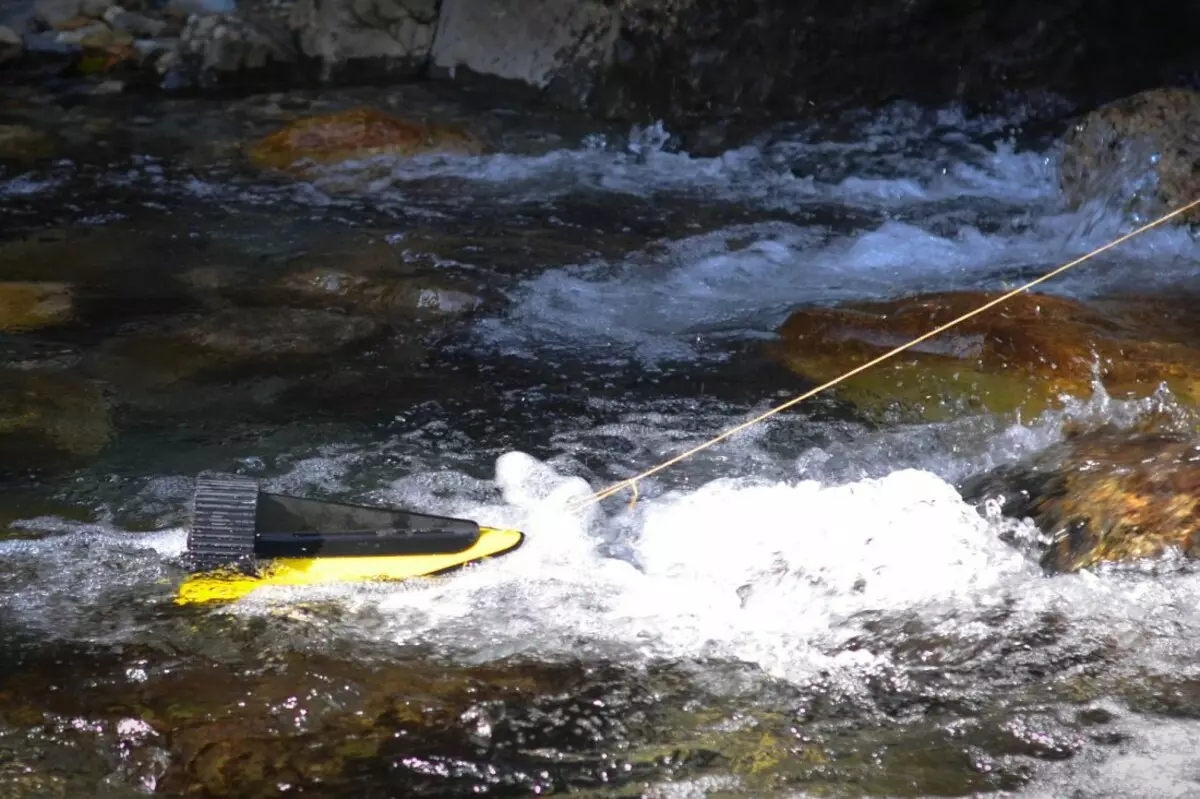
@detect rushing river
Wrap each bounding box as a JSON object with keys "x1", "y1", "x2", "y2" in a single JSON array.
[{"x1": 3, "y1": 83, "x2": 1200, "y2": 797}]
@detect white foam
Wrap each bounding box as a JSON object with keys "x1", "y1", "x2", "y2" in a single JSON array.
[
  {"x1": 468, "y1": 202, "x2": 1200, "y2": 365},
  {"x1": 217, "y1": 451, "x2": 1039, "y2": 687}
]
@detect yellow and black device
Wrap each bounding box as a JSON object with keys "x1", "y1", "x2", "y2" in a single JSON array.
[{"x1": 175, "y1": 475, "x2": 525, "y2": 605}]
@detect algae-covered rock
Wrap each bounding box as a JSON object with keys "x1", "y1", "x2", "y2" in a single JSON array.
[
  {"x1": 245, "y1": 107, "x2": 486, "y2": 175},
  {"x1": 0, "y1": 124, "x2": 57, "y2": 161},
  {"x1": 269, "y1": 268, "x2": 482, "y2": 321},
  {"x1": 0, "y1": 281, "x2": 73, "y2": 331},
  {"x1": 87, "y1": 307, "x2": 385, "y2": 389},
  {"x1": 0, "y1": 369, "x2": 112, "y2": 473},
  {"x1": 770, "y1": 290, "x2": 1200, "y2": 423},
  {"x1": 960, "y1": 424, "x2": 1200, "y2": 573},
  {"x1": 1059, "y1": 87, "x2": 1200, "y2": 224}
]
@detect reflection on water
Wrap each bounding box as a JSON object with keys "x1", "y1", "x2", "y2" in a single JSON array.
[{"x1": 3, "y1": 81, "x2": 1200, "y2": 796}]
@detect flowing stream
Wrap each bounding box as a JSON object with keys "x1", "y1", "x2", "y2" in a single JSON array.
[{"x1": 3, "y1": 83, "x2": 1200, "y2": 797}]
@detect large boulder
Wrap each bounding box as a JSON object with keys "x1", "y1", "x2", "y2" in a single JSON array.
[
  {"x1": 430, "y1": 0, "x2": 620, "y2": 108},
  {"x1": 244, "y1": 107, "x2": 485, "y2": 175},
  {"x1": 1058, "y1": 87, "x2": 1200, "y2": 223},
  {"x1": 770, "y1": 290, "x2": 1200, "y2": 423},
  {"x1": 592, "y1": 0, "x2": 1200, "y2": 126},
  {"x1": 289, "y1": 0, "x2": 437, "y2": 78},
  {"x1": 960, "y1": 424, "x2": 1200, "y2": 574}
]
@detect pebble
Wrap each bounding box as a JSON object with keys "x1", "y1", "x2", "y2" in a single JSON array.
[{"x1": 92, "y1": 79, "x2": 124, "y2": 94}]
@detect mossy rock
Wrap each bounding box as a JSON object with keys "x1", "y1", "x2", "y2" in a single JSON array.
[
  {"x1": 86, "y1": 307, "x2": 386, "y2": 390},
  {"x1": 0, "y1": 281, "x2": 73, "y2": 331},
  {"x1": 0, "y1": 370, "x2": 112, "y2": 473},
  {"x1": 961, "y1": 424, "x2": 1200, "y2": 573},
  {"x1": 0, "y1": 124, "x2": 57, "y2": 161},
  {"x1": 770, "y1": 290, "x2": 1200, "y2": 423},
  {"x1": 267, "y1": 268, "x2": 482, "y2": 321},
  {"x1": 1059, "y1": 87, "x2": 1200, "y2": 224},
  {"x1": 245, "y1": 108, "x2": 486, "y2": 176}
]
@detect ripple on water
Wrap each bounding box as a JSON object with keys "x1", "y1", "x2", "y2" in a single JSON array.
[{"x1": 5, "y1": 94, "x2": 1200, "y2": 795}]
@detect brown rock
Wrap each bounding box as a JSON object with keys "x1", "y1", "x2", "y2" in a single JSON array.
[
  {"x1": 1059, "y1": 87, "x2": 1200, "y2": 223},
  {"x1": 0, "y1": 125, "x2": 56, "y2": 161},
  {"x1": 244, "y1": 107, "x2": 486, "y2": 175},
  {"x1": 961, "y1": 424, "x2": 1200, "y2": 573},
  {"x1": 87, "y1": 307, "x2": 385, "y2": 389},
  {"x1": 53, "y1": 14, "x2": 100, "y2": 30},
  {"x1": 770, "y1": 290, "x2": 1200, "y2": 422},
  {"x1": 0, "y1": 370, "x2": 112, "y2": 472},
  {"x1": 0, "y1": 26, "x2": 21, "y2": 64},
  {"x1": 0, "y1": 282, "x2": 73, "y2": 331},
  {"x1": 271, "y1": 268, "x2": 482, "y2": 321}
]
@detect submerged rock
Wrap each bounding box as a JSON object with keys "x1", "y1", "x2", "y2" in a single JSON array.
[
  {"x1": 1059, "y1": 87, "x2": 1200, "y2": 224},
  {"x1": 770, "y1": 290, "x2": 1200, "y2": 423},
  {"x1": 0, "y1": 369, "x2": 112, "y2": 473},
  {"x1": 960, "y1": 424, "x2": 1200, "y2": 573},
  {"x1": 0, "y1": 644, "x2": 682, "y2": 796},
  {"x1": 267, "y1": 268, "x2": 482, "y2": 321},
  {"x1": 87, "y1": 307, "x2": 385, "y2": 389},
  {"x1": 0, "y1": 281, "x2": 73, "y2": 331},
  {"x1": 0, "y1": 124, "x2": 56, "y2": 160},
  {"x1": 0, "y1": 24, "x2": 22, "y2": 63},
  {"x1": 244, "y1": 107, "x2": 485, "y2": 174}
]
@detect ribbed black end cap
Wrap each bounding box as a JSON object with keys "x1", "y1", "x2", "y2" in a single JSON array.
[{"x1": 186, "y1": 475, "x2": 260, "y2": 573}]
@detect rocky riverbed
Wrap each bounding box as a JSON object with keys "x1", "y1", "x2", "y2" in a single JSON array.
[{"x1": 6, "y1": 11, "x2": 1200, "y2": 795}]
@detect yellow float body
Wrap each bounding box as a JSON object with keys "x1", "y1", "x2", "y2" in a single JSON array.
[{"x1": 175, "y1": 526, "x2": 525, "y2": 605}]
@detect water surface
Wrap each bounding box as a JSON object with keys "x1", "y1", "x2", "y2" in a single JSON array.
[{"x1": 3, "y1": 84, "x2": 1200, "y2": 797}]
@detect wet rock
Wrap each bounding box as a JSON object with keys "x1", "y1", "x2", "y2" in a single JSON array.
[
  {"x1": 91, "y1": 77, "x2": 124, "y2": 93},
  {"x1": 244, "y1": 107, "x2": 485, "y2": 175},
  {"x1": 55, "y1": 20, "x2": 108, "y2": 44},
  {"x1": 87, "y1": 307, "x2": 385, "y2": 389},
  {"x1": 587, "y1": 0, "x2": 1200, "y2": 126},
  {"x1": 0, "y1": 646, "x2": 682, "y2": 797},
  {"x1": 0, "y1": 24, "x2": 22, "y2": 63},
  {"x1": 0, "y1": 282, "x2": 73, "y2": 332},
  {"x1": 80, "y1": 0, "x2": 114, "y2": 17},
  {"x1": 1059, "y1": 87, "x2": 1200, "y2": 224},
  {"x1": 289, "y1": 0, "x2": 437, "y2": 77},
  {"x1": 163, "y1": 10, "x2": 295, "y2": 87},
  {"x1": 770, "y1": 290, "x2": 1200, "y2": 423},
  {"x1": 52, "y1": 13, "x2": 100, "y2": 30},
  {"x1": 165, "y1": 0, "x2": 235, "y2": 13},
  {"x1": 269, "y1": 267, "x2": 482, "y2": 321},
  {"x1": 430, "y1": 0, "x2": 620, "y2": 108},
  {"x1": 0, "y1": 124, "x2": 56, "y2": 160},
  {"x1": 0, "y1": 369, "x2": 112, "y2": 473},
  {"x1": 105, "y1": 8, "x2": 166, "y2": 37},
  {"x1": 186, "y1": 306, "x2": 384, "y2": 358},
  {"x1": 33, "y1": 0, "x2": 81, "y2": 29},
  {"x1": 960, "y1": 424, "x2": 1200, "y2": 573}
]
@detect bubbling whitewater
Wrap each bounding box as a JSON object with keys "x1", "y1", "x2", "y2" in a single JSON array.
[{"x1": 6, "y1": 94, "x2": 1200, "y2": 795}]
